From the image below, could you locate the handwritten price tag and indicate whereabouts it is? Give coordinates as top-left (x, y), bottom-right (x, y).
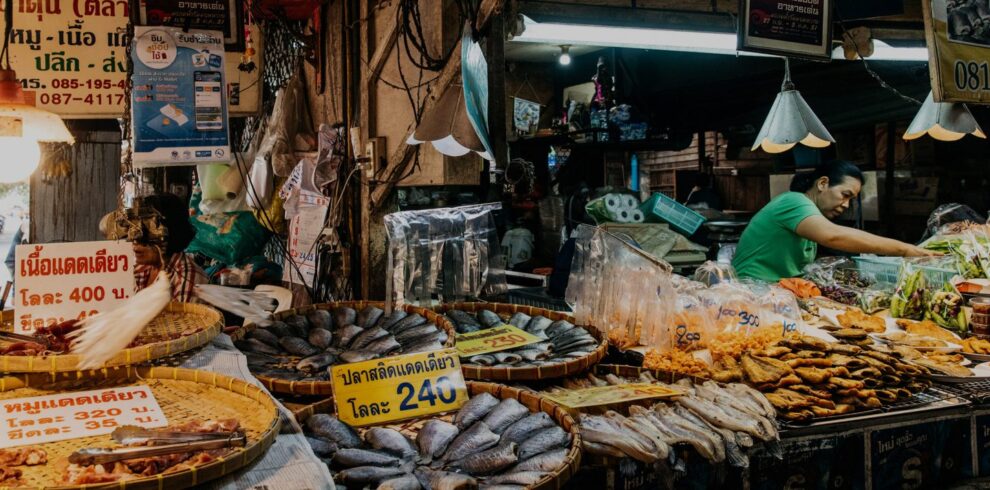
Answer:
top-left (331, 348), bottom-right (467, 427)
top-left (0, 385), bottom-right (167, 449)
top-left (544, 383), bottom-right (683, 411)
top-left (455, 324), bottom-right (543, 357)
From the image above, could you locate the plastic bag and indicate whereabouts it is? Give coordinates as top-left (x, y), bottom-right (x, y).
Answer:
top-left (924, 203), bottom-right (987, 241)
top-left (667, 293), bottom-right (718, 351)
top-left (696, 283), bottom-right (761, 333)
top-left (186, 211), bottom-right (272, 265)
top-left (890, 263), bottom-right (928, 320)
top-left (926, 283), bottom-right (967, 332)
top-left (384, 203), bottom-right (507, 306)
top-left (693, 260), bottom-right (737, 286)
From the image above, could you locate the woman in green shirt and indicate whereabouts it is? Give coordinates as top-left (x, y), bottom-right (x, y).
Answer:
top-left (732, 160), bottom-right (933, 281)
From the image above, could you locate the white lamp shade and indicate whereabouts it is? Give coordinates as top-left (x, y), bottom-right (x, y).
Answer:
top-left (903, 92), bottom-right (986, 141)
top-left (405, 82), bottom-right (493, 161)
top-left (0, 102), bottom-right (74, 144)
top-left (752, 89), bottom-right (835, 153)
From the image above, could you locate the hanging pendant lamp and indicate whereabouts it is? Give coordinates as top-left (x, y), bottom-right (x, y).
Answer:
top-left (752, 58), bottom-right (834, 154)
top-left (406, 80), bottom-right (493, 160)
top-left (903, 91), bottom-right (986, 141)
top-left (0, 0), bottom-right (74, 182)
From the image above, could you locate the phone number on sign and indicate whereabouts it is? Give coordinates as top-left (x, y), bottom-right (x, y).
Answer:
top-left (38, 93), bottom-right (125, 106)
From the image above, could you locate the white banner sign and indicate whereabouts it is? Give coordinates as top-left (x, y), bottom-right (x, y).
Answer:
top-left (0, 385), bottom-right (167, 449)
top-left (15, 240), bottom-right (136, 333)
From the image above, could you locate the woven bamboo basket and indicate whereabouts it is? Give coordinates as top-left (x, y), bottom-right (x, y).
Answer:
top-left (0, 303), bottom-right (223, 374)
top-left (436, 302), bottom-right (608, 381)
top-left (298, 381), bottom-right (581, 490)
top-left (0, 366), bottom-right (280, 490)
top-left (230, 301), bottom-right (457, 396)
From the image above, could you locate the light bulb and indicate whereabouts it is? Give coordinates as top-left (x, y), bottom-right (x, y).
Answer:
top-left (559, 45), bottom-right (571, 65)
top-left (0, 137), bottom-right (41, 182)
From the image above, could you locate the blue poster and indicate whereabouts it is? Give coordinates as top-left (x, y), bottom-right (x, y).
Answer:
top-left (131, 27), bottom-right (230, 166)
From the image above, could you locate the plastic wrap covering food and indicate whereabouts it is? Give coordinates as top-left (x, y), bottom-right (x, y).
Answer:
top-left (384, 203), bottom-right (507, 306)
top-left (565, 225), bottom-right (675, 349)
top-left (696, 283), bottom-right (759, 333)
top-left (890, 262), bottom-right (928, 320)
top-left (923, 203), bottom-right (987, 241)
top-left (692, 260), bottom-right (738, 286)
top-left (803, 257), bottom-right (890, 312)
top-left (664, 293), bottom-right (718, 351)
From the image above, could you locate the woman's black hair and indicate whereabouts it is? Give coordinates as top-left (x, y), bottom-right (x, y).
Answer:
top-left (790, 160), bottom-right (864, 193)
top-left (143, 193), bottom-right (195, 256)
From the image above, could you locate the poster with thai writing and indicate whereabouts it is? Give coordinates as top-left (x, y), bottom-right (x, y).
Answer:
top-left (923, 0), bottom-right (990, 102)
top-left (0, 386), bottom-right (166, 449)
top-left (131, 26), bottom-right (230, 166)
top-left (14, 241), bottom-right (136, 333)
top-left (134, 0), bottom-right (243, 51)
top-left (739, 0), bottom-right (833, 59)
top-left (0, 8), bottom-right (261, 118)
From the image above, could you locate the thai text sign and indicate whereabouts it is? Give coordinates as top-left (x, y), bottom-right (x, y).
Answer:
top-left (15, 241), bottom-right (136, 333)
top-left (0, 385), bottom-right (167, 449)
top-left (455, 324), bottom-right (543, 357)
top-left (923, 0), bottom-right (990, 102)
top-left (543, 384), bottom-right (682, 411)
top-left (0, 9), bottom-right (260, 117)
top-left (739, 0), bottom-right (833, 59)
top-left (331, 348), bottom-right (467, 427)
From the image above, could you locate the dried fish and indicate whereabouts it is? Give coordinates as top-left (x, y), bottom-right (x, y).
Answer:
top-left (278, 337), bottom-right (319, 357)
top-left (305, 436), bottom-right (338, 457)
top-left (307, 309), bottom-right (333, 331)
top-left (357, 306), bottom-right (384, 329)
top-left (349, 327), bottom-right (390, 350)
top-left (246, 328), bottom-right (280, 347)
top-left (364, 335), bottom-right (402, 355)
top-left (340, 349), bottom-right (381, 363)
top-left (508, 313), bottom-right (531, 329)
top-left (491, 352), bottom-right (522, 365)
top-left (449, 441), bottom-right (518, 475)
top-left (481, 399), bottom-right (529, 434)
top-left (332, 448), bottom-right (403, 467)
top-left (468, 355), bottom-right (496, 366)
top-left (403, 339), bottom-right (444, 354)
top-left (484, 471), bottom-right (548, 486)
top-left (378, 474), bottom-right (422, 490)
top-left (517, 426), bottom-right (569, 460)
top-left (477, 310), bottom-right (502, 328)
top-left (414, 468), bottom-right (477, 490)
top-left (447, 310), bottom-right (483, 333)
top-left (307, 414), bottom-right (361, 448)
top-left (266, 321), bottom-right (293, 338)
top-left (284, 315), bottom-right (310, 337)
top-left (391, 314), bottom-right (428, 334)
top-left (234, 339), bottom-right (281, 356)
top-left (511, 448), bottom-right (568, 473)
top-left (417, 420), bottom-right (460, 462)
top-left (395, 324), bottom-right (440, 344)
top-left (454, 393), bottom-right (500, 429)
top-left (365, 427), bottom-right (419, 460)
top-left (335, 325), bottom-right (365, 348)
top-left (337, 465), bottom-right (407, 485)
top-left (296, 352), bottom-right (337, 373)
top-left (500, 412), bottom-right (554, 445)
top-left (379, 310), bottom-right (409, 330)
top-left (441, 422), bottom-right (500, 463)
top-left (332, 307), bottom-right (358, 329)
top-left (308, 328), bottom-right (334, 349)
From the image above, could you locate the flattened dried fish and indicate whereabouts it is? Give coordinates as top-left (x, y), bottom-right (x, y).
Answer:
top-left (335, 325), bottom-right (364, 348)
top-left (403, 339), bottom-right (444, 354)
top-left (296, 352), bottom-right (337, 373)
top-left (491, 352), bottom-right (522, 365)
top-left (279, 336), bottom-right (320, 357)
top-left (417, 419), bottom-right (460, 462)
top-left (357, 306), bottom-right (384, 329)
top-left (306, 309), bottom-right (333, 330)
top-left (545, 320), bottom-right (574, 337)
top-left (308, 328), bottom-right (334, 349)
top-left (450, 441), bottom-right (518, 475)
top-left (512, 448), bottom-right (568, 473)
top-left (508, 312), bottom-right (531, 329)
top-left (378, 474), bottom-right (422, 490)
top-left (395, 324), bottom-right (440, 344)
top-left (246, 328), bottom-right (280, 347)
top-left (366, 427), bottom-right (419, 459)
top-left (332, 307), bottom-right (358, 329)
top-left (391, 314), bottom-right (428, 334)
top-left (477, 310), bottom-right (502, 328)
top-left (284, 315), bottom-right (310, 337)
top-left (364, 335), bottom-right (402, 355)
top-left (332, 448), bottom-right (403, 467)
top-left (307, 414), bottom-right (361, 448)
top-left (339, 349), bottom-right (380, 363)
top-left (441, 422), bottom-right (500, 463)
top-left (517, 426), bottom-right (569, 460)
top-left (337, 465), bottom-right (407, 485)
top-left (267, 321), bottom-right (292, 338)
top-left (305, 436), bottom-right (337, 457)
top-left (484, 471), bottom-right (548, 486)
top-left (500, 412), bottom-right (554, 445)
top-left (481, 399), bottom-right (530, 434)
top-left (349, 327), bottom-right (390, 350)
top-left (234, 338), bottom-right (281, 356)
top-left (447, 310), bottom-right (483, 333)
top-left (454, 393), bottom-right (499, 429)
top-left (468, 355), bottom-right (496, 366)
top-left (414, 468), bottom-right (477, 490)
top-left (524, 316), bottom-right (553, 337)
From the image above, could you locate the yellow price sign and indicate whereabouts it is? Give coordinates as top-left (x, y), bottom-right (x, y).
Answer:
top-left (455, 324), bottom-right (544, 357)
top-left (331, 348), bottom-right (467, 427)
top-left (544, 383), bottom-right (683, 410)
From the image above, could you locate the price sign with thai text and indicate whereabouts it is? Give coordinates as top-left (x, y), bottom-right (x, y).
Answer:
top-left (15, 241), bottom-right (136, 333)
top-left (0, 385), bottom-right (167, 449)
top-left (455, 324), bottom-right (543, 357)
top-left (0, 7), bottom-right (261, 118)
top-left (923, 0), bottom-right (990, 103)
top-left (544, 384), bottom-right (682, 411)
top-left (331, 348), bottom-right (467, 427)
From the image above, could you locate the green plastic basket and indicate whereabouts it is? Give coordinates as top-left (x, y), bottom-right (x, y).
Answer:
top-left (853, 255), bottom-right (957, 286)
top-left (639, 192), bottom-right (706, 236)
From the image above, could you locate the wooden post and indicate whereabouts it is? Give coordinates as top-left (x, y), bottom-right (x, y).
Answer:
top-left (487, 11), bottom-right (508, 171)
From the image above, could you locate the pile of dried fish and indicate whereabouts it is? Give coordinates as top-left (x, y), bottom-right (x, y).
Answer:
top-left (235, 306), bottom-right (448, 382)
top-left (446, 309), bottom-right (599, 367)
top-left (557, 372), bottom-right (778, 468)
top-left (303, 393), bottom-right (573, 489)
top-left (715, 334), bottom-right (932, 422)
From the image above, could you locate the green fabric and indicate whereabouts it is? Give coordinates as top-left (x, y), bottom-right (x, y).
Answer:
top-left (732, 192), bottom-right (821, 281)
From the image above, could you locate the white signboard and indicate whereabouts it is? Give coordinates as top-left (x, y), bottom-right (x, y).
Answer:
top-left (0, 385), bottom-right (167, 449)
top-left (15, 241), bottom-right (136, 333)
top-left (283, 193), bottom-right (329, 288)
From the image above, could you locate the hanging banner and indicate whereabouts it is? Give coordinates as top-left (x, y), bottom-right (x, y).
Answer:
top-left (131, 26), bottom-right (229, 166)
top-left (134, 0), bottom-right (244, 51)
top-left (14, 241), bottom-right (136, 333)
top-left (922, 0), bottom-right (990, 102)
top-left (0, 12), bottom-right (259, 118)
top-left (738, 0), bottom-right (834, 60)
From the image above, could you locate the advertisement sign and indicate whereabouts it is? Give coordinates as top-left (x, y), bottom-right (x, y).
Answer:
top-left (0, 386), bottom-right (167, 449)
top-left (15, 241), bottom-right (136, 333)
top-left (331, 349), bottom-right (467, 427)
top-left (134, 0), bottom-right (244, 51)
top-left (0, 12), bottom-right (259, 118)
top-left (131, 26), bottom-right (229, 166)
top-left (739, 0), bottom-right (834, 60)
top-left (922, 0), bottom-right (990, 102)
top-left (870, 417), bottom-right (973, 488)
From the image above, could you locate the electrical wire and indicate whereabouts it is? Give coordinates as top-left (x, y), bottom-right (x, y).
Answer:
top-left (835, 13), bottom-right (924, 107)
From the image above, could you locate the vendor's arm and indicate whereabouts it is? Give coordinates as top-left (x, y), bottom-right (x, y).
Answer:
top-left (795, 215), bottom-right (934, 256)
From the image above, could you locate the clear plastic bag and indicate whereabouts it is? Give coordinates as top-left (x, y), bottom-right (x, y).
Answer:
top-left (384, 203), bottom-right (507, 307)
top-left (693, 260), bottom-right (737, 286)
top-left (890, 262), bottom-right (928, 320)
top-left (696, 283), bottom-right (761, 334)
top-left (667, 292), bottom-right (718, 351)
top-left (924, 203), bottom-right (987, 241)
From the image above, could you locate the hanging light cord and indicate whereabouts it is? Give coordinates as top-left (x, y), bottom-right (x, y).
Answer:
top-left (781, 57), bottom-right (794, 91)
top-left (1, 0), bottom-right (13, 71)
top-left (834, 12), bottom-right (923, 107)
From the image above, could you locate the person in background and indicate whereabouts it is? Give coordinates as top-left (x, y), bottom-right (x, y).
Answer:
top-left (4, 215), bottom-right (28, 280)
top-left (732, 160), bottom-right (934, 282)
top-left (685, 173), bottom-right (722, 211)
top-left (130, 194), bottom-right (207, 303)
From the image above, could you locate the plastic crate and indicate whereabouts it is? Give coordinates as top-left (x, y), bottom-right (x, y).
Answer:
top-left (640, 192), bottom-right (706, 236)
top-left (853, 255), bottom-right (957, 286)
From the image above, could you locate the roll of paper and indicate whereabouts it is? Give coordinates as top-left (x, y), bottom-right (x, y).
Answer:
top-left (622, 194), bottom-right (639, 210)
top-left (604, 194), bottom-right (624, 215)
top-left (630, 210), bottom-right (645, 223)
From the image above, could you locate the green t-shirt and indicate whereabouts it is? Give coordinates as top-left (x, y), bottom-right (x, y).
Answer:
top-left (732, 192), bottom-right (821, 281)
